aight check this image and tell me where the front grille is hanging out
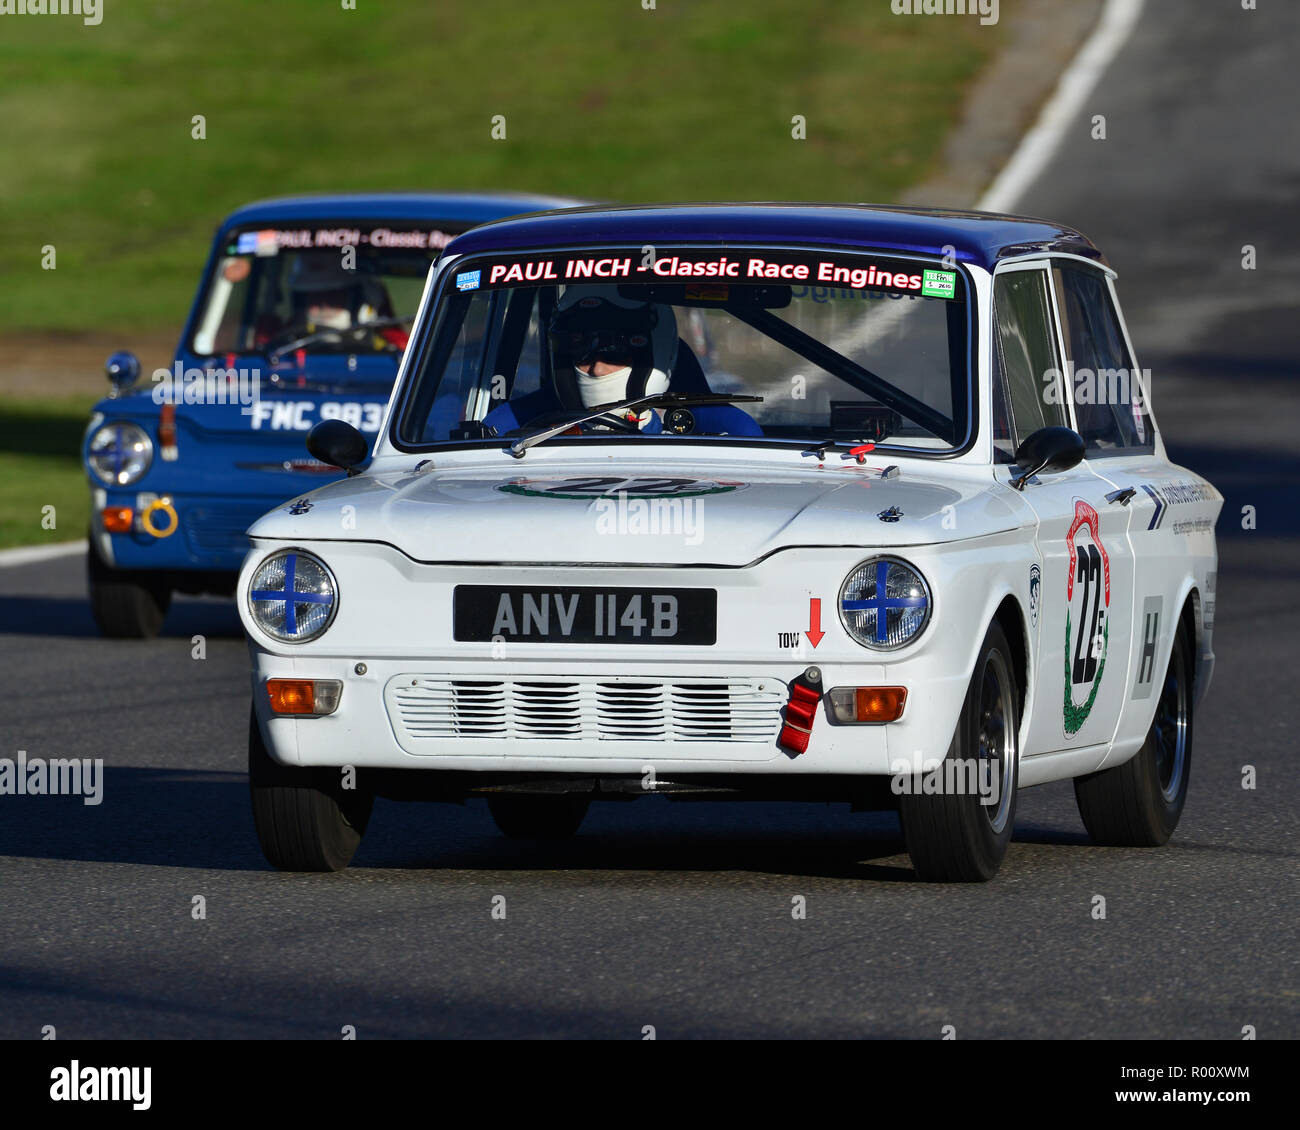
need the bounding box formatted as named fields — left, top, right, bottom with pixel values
left=386, top=675, right=784, bottom=748
left=183, top=506, right=255, bottom=556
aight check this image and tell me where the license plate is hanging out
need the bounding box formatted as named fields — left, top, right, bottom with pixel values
left=453, top=586, right=716, bottom=645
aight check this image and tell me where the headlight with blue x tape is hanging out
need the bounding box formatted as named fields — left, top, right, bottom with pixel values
left=87, top=421, right=153, bottom=486
left=247, top=550, right=338, bottom=643
left=839, top=556, right=932, bottom=651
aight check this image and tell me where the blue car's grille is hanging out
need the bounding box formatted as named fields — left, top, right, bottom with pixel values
left=183, top=507, right=255, bottom=556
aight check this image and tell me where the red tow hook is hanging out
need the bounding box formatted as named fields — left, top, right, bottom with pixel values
left=778, top=666, right=824, bottom=755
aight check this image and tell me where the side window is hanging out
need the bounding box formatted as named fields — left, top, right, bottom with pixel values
left=991, top=270, right=1069, bottom=463
left=1052, top=265, right=1155, bottom=455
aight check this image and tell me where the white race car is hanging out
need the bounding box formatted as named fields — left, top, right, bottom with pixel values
left=238, top=203, right=1221, bottom=881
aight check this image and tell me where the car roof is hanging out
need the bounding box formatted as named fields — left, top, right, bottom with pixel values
left=443, top=202, right=1105, bottom=270
left=217, top=192, right=587, bottom=233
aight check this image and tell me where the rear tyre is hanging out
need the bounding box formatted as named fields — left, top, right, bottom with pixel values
left=249, top=708, right=373, bottom=871
left=487, top=794, right=590, bottom=840
left=1074, top=619, right=1193, bottom=846
left=86, top=541, right=171, bottom=638
left=899, top=621, right=1020, bottom=882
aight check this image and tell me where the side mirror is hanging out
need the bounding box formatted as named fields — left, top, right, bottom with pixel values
left=307, top=419, right=369, bottom=477
left=105, top=351, right=140, bottom=397
left=1011, top=426, right=1085, bottom=491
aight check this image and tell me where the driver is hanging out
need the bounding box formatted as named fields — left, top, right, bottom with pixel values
left=255, top=254, right=409, bottom=351
left=483, top=287, right=760, bottom=436
left=550, top=291, right=671, bottom=430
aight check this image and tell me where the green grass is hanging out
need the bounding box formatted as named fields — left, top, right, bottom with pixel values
left=0, top=398, right=95, bottom=549
left=0, top=0, right=1003, bottom=334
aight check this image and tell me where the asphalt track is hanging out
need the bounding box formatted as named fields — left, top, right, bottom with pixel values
left=0, top=1, right=1295, bottom=1038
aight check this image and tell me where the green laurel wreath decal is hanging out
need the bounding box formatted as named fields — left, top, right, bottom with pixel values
left=498, top=483, right=739, bottom=500
left=1063, top=611, right=1108, bottom=736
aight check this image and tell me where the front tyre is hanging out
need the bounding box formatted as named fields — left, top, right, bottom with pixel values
left=899, top=621, right=1021, bottom=882
left=487, top=794, right=590, bottom=840
left=1074, top=619, right=1193, bottom=846
left=248, top=708, right=373, bottom=871
left=86, top=540, right=171, bottom=638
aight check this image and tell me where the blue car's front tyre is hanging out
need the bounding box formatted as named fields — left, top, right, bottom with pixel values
left=86, top=541, right=171, bottom=638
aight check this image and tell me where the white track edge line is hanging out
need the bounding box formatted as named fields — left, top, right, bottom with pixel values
left=0, top=540, right=87, bottom=568
left=977, top=0, right=1146, bottom=213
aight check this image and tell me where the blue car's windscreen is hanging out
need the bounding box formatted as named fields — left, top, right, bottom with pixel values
left=396, top=246, right=971, bottom=453
left=191, top=224, right=453, bottom=358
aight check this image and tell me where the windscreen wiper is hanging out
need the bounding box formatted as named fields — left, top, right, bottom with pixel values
left=506, top=392, right=762, bottom=459
left=806, top=438, right=881, bottom=461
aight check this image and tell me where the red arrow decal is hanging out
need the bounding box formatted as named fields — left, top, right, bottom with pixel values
left=805, top=597, right=824, bottom=648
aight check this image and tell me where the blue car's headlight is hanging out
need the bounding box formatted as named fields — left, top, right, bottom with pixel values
left=839, top=556, right=932, bottom=650
left=247, top=550, right=338, bottom=643
left=87, top=422, right=153, bottom=486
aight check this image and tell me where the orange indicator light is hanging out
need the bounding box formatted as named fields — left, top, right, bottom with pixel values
left=855, top=687, right=907, bottom=722
left=267, top=679, right=316, bottom=715
left=102, top=507, right=134, bottom=533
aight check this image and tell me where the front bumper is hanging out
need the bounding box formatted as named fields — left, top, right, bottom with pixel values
left=93, top=490, right=289, bottom=574
left=242, top=538, right=1027, bottom=778
left=251, top=654, right=971, bottom=776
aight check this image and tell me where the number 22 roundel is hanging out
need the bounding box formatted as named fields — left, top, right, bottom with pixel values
left=1063, top=500, right=1110, bottom=737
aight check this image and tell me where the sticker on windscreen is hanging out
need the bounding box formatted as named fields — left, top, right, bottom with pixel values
left=922, top=269, right=957, bottom=299
left=231, top=227, right=452, bottom=255
left=459, top=248, right=962, bottom=300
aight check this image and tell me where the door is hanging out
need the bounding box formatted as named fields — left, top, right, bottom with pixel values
left=990, top=261, right=1136, bottom=758
left=1047, top=261, right=1219, bottom=753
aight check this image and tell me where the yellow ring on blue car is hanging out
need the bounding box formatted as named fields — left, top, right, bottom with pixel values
left=141, top=498, right=178, bottom=539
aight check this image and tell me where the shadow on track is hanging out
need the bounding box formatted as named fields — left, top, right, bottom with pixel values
left=360, top=801, right=919, bottom=883
left=1009, top=823, right=1092, bottom=847
left=0, top=593, right=243, bottom=639
left=0, top=766, right=1125, bottom=882
left=0, top=767, right=926, bottom=880
left=0, top=769, right=264, bottom=871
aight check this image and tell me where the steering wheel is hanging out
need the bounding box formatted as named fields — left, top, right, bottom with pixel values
left=260, top=322, right=402, bottom=355
left=504, top=408, right=643, bottom=436
left=586, top=411, right=643, bottom=434
left=258, top=322, right=322, bottom=352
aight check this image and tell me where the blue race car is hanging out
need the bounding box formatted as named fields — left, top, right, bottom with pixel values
left=83, top=191, right=580, bottom=637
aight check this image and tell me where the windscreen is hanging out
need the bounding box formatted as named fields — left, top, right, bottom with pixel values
left=396, top=247, right=971, bottom=452
left=190, top=223, right=458, bottom=358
